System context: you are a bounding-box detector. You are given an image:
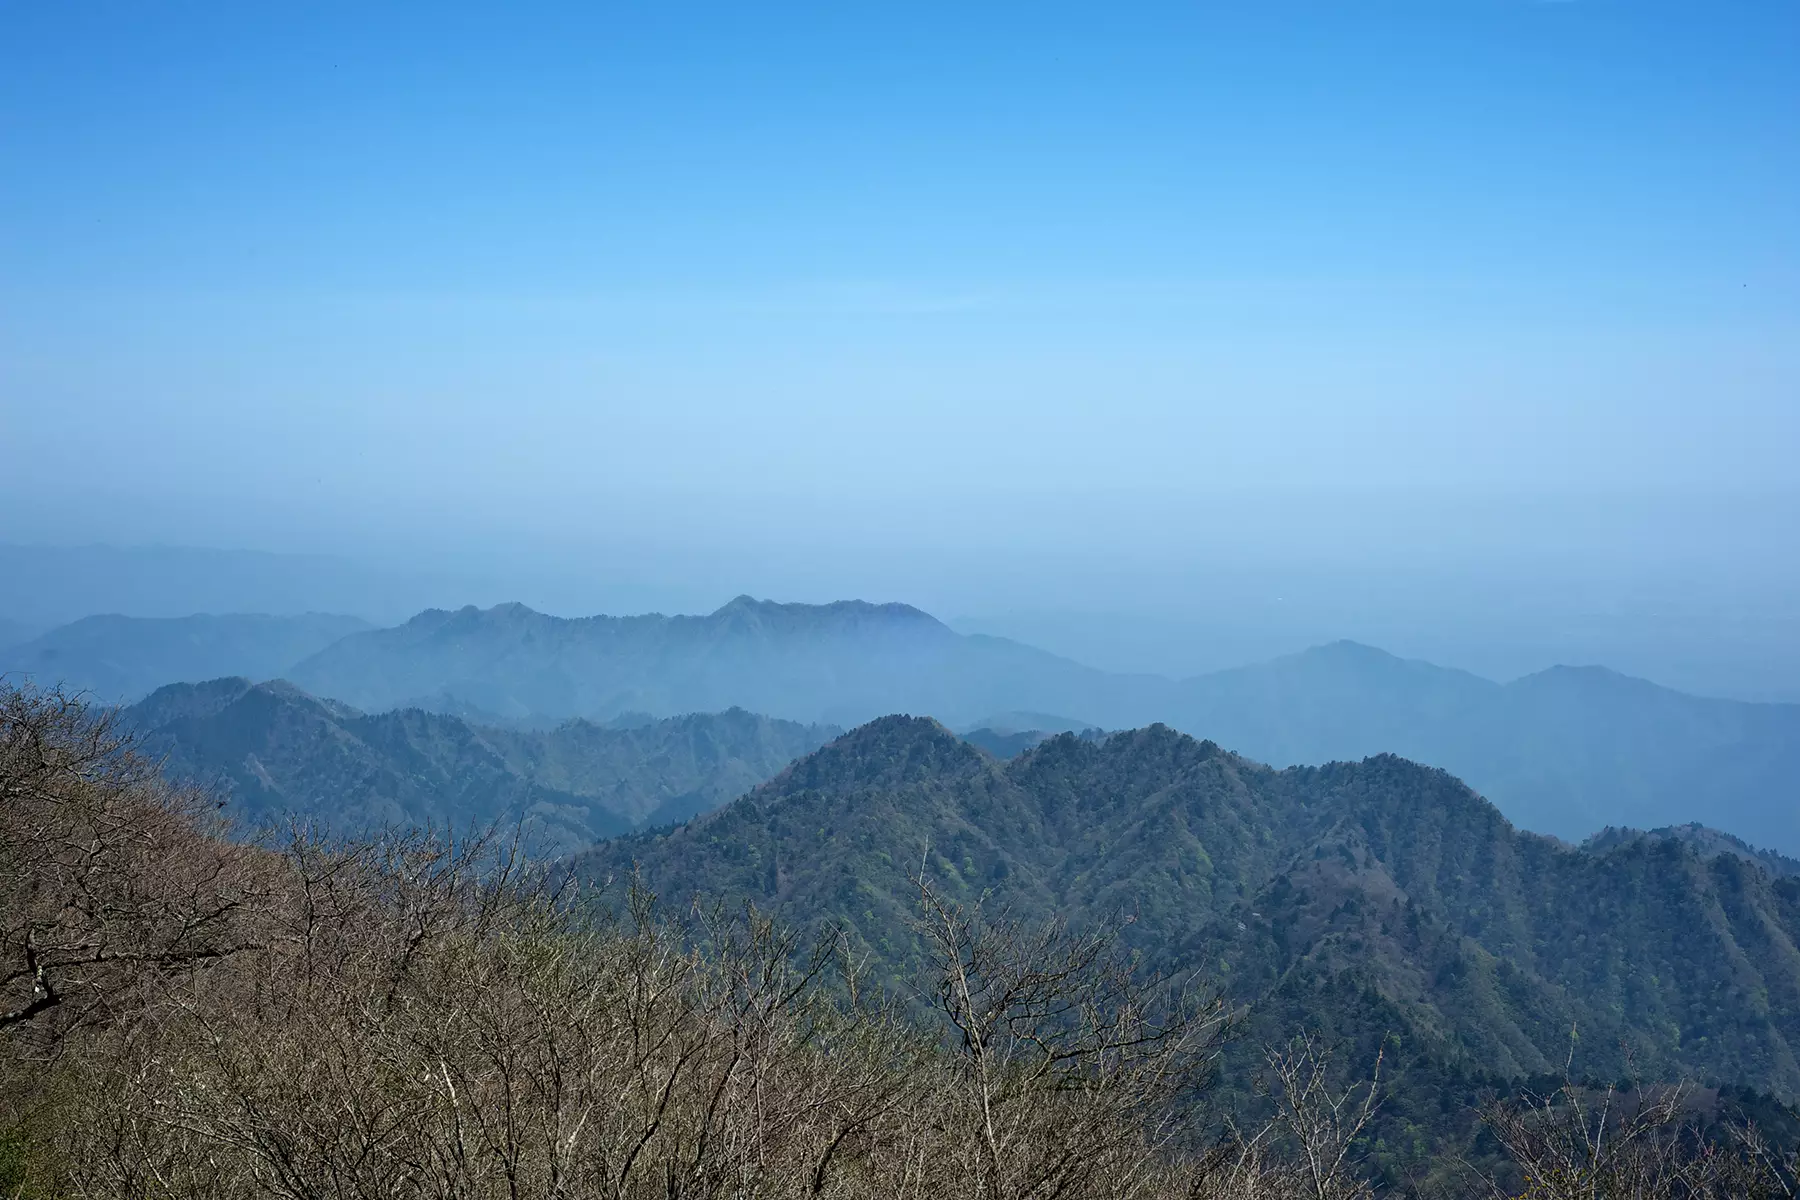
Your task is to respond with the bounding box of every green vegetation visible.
[9,684,1800,1197]
[278,598,1800,853]
[126,678,839,851]
[576,717,1800,1182]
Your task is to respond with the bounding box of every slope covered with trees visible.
[575,718,1800,1104]
[127,678,838,851]
[7,682,1795,1200]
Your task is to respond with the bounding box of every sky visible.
[2,1,1797,692]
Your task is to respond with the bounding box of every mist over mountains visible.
[285,596,1116,729]
[6,589,1796,851]
[9,588,1800,1187]
[282,597,1800,851]
[2,612,371,703]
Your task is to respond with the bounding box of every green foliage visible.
[127,678,837,852]
[9,683,1800,1199]
[575,717,1800,1178]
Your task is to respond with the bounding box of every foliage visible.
[9,684,1800,1198]
[125,678,837,851]
[575,717,1800,1177]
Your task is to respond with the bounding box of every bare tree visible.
[22,683,1796,1200]
[914,871,1233,1200]
[1479,1075,1796,1200]
[1,684,277,1044]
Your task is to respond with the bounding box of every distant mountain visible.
[957,711,1097,736]
[287,596,1142,730]
[3,613,373,702]
[287,598,1800,850]
[960,727,1053,758]
[1171,640,1498,767]
[126,678,839,851]
[960,719,1107,759]
[1170,643,1800,851]
[575,718,1800,1106]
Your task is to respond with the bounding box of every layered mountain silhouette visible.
[285,596,1121,729]
[4,612,371,702]
[10,596,1794,850]
[1175,644,1800,851]
[285,599,1800,850]
[574,716,1800,1101]
[126,678,839,851]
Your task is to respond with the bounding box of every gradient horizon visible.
[2,1,1796,695]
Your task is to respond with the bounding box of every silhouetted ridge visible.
[283,605,1800,851]
[1507,662,1677,700]
[707,595,949,632]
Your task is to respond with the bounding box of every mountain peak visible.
[1517,663,1640,687]
[705,596,948,632]
[754,713,985,799]
[1300,640,1405,664]
[402,602,544,629]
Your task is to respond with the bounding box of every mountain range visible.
[9,596,1797,851]
[126,678,839,851]
[284,598,1800,850]
[285,596,1096,727]
[573,716,1800,1127]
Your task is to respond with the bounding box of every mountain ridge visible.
[573,716,1800,1103]
[284,598,1800,850]
[126,677,841,851]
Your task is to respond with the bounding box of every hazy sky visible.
[2,2,1797,690]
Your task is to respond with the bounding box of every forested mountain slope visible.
[127,678,838,851]
[1585,822,1800,879]
[574,718,1800,1100]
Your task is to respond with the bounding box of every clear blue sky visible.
[1,2,1797,688]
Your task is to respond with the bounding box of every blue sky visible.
[1,2,1797,687]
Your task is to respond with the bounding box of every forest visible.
[6,683,1800,1200]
